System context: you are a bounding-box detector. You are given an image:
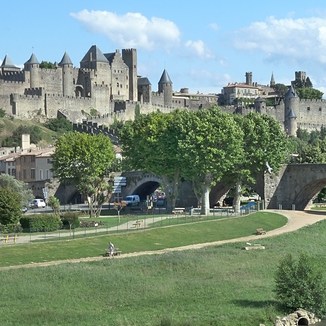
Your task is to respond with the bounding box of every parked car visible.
[240,201,257,211]
[29,199,46,208]
[122,195,140,207]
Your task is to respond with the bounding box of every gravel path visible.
[1,210,325,271]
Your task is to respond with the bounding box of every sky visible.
[2,1,326,96]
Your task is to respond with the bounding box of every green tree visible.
[121,111,185,211]
[0,174,33,208]
[0,108,6,118]
[229,113,289,212]
[2,125,42,147]
[273,83,289,97]
[48,196,60,215]
[274,253,326,317]
[296,87,323,100]
[39,61,56,69]
[52,132,115,217]
[178,108,243,215]
[45,117,73,134]
[0,188,22,225]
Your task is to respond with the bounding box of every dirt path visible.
[1,210,325,271]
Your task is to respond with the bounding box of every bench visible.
[172,208,185,215]
[104,247,122,257]
[132,220,143,228]
[255,228,266,235]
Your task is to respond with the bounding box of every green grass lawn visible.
[1,211,325,325]
[0,212,286,267]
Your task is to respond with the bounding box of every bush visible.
[60,211,80,229]
[0,223,23,234]
[20,214,62,232]
[274,253,326,317]
[0,188,22,225]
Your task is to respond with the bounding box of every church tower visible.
[270,72,275,87]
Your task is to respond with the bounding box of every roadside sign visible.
[113,186,122,193]
[114,176,126,186]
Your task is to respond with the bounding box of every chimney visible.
[22,134,31,151]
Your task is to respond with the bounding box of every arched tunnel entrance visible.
[132,181,161,201]
[297,317,309,325]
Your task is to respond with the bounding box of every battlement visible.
[24,87,43,96]
[299,98,326,104]
[0,79,25,85]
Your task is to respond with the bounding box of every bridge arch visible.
[265,164,326,210]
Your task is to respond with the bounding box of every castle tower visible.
[158,69,173,107]
[59,52,74,97]
[284,84,299,136]
[137,77,152,103]
[122,49,137,102]
[1,55,20,73]
[245,72,252,85]
[270,72,275,87]
[254,97,266,113]
[24,53,40,88]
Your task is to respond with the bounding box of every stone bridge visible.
[119,164,326,210]
[263,163,326,210]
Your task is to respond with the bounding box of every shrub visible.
[0,188,22,225]
[79,220,104,228]
[0,223,23,234]
[274,253,326,317]
[20,214,62,232]
[60,211,80,229]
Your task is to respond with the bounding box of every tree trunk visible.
[200,184,210,216]
[233,180,242,214]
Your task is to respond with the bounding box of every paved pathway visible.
[1,210,326,271]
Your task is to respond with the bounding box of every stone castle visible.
[0,45,217,125]
[0,44,325,136]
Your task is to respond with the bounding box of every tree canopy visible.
[52,132,116,217]
[121,108,244,214]
[225,112,289,212]
[0,174,33,208]
[0,188,22,225]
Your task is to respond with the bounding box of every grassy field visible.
[1,211,325,325]
[0,212,286,267]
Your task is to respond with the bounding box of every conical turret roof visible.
[59,52,73,66]
[1,55,17,68]
[158,69,172,85]
[25,53,39,65]
[285,84,298,99]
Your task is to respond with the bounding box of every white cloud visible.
[70,10,180,50]
[209,23,219,31]
[233,16,326,64]
[185,40,214,59]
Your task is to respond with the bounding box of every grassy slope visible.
[0,212,286,267]
[1,212,320,325]
[0,117,56,146]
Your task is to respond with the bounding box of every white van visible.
[30,199,46,208]
[122,195,140,206]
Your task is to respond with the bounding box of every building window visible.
[31,156,35,162]
[307,107,310,111]
[23,169,26,179]
[39,169,43,180]
[31,169,35,180]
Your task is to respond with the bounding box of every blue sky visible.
[3,0,326,95]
